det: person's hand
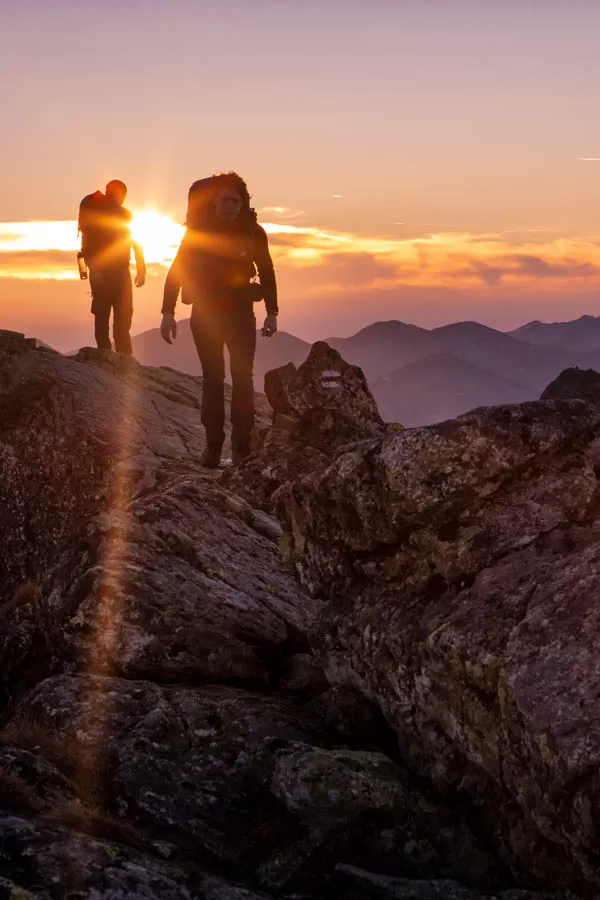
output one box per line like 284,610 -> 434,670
135,271 -> 146,288
161,313 -> 177,344
262,313 -> 278,338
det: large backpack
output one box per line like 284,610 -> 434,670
180,178 -> 262,304
78,191 -> 111,262
185,177 -> 217,230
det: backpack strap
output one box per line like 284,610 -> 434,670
247,208 -> 259,279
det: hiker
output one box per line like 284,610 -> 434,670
78,180 -> 146,354
160,172 -> 278,467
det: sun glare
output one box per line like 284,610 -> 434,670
130,210 -> 184,266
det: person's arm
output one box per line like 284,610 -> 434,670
162,245 -> 184,315
254,226 -> 278,316
160,246 -> 185,344
133,241 -> 146,287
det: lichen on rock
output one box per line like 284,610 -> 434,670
0,330 -> 570,899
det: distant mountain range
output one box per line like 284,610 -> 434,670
509,315 -> 600,352
131,314 -> 600,427
372,354 -> 532,428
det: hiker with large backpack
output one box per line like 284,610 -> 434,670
160,172 -> 278,467
78,180 -> 146,355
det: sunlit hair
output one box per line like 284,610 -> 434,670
212,171 -> 251,211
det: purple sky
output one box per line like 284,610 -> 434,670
2,0 -> 600,348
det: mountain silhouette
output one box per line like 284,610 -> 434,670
510,314 -> 600,353
328,319 -> 597,390
130,314 -> 600,426
372,353 -> 533,426
325,320 -> 429,380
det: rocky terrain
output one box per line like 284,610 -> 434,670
1,329 -> 598,898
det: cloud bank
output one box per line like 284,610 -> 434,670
2,217 -> 600,304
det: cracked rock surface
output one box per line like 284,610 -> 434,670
274,373 -> 600,897
0,330 -> 570,899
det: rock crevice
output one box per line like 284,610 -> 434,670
0,331 -> 576,899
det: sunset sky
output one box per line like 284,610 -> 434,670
3,0 -> 600,350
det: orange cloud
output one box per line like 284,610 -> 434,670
2,216 -> 600,298
259,206 -> 307,220
0,250 -> 76,280
266,228 -> 600,293
0,212 -> 184,279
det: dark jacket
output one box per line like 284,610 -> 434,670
162,217 -> 278,316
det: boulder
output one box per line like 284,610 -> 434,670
0,744 -> 75,814
7,673 -> 505,895
222,342 -> 388,510
265,744 -> 503,890
0,812 -> 273,899
276,398 -> 600,895
12,675 -> 321,873
50,472 -> 313,684
265,341 -> 384,430
0,333 -> 312,691
540,367 -> 600,404
276,400 -> 600,596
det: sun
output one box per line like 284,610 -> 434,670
130,209 -> 184,266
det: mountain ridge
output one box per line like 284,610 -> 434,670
129,313 -> 600,426
510,314 -> 600,352
372,352 -> 533,426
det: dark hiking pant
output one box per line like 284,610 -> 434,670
90,268 -> 134,355
190,302 -> 256,447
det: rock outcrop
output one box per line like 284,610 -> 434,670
540,366 -> 600,404
274,375 -> 600,896
222,341 -> 390,510
0,331 -> 550,900
0,332 -> 304,694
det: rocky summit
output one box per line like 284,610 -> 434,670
1,331 -> 598,899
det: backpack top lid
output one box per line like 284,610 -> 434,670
78,190 -> 105,226
185,176 -> 258,233
80,190 -> 104,204
186,177 -> 217,230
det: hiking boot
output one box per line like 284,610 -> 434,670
232,437 -> 251,465
200,443 -> 222,469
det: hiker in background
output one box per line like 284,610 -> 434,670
78,180 -> 146,354
160,172 -> 278,467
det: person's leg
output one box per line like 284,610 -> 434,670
94,310 -> 112,351
113,272 -> 134,355
225,307 -> 257,460
191,305 -> 226,463
89,271 -> 112,351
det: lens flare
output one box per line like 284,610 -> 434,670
130,210 -> 184,266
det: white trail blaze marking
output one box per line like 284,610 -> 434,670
321,370 -> 342,389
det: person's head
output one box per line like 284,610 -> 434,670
212,172 -> 250,222
105,179 -> 128,206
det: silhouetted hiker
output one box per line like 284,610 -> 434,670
160,172 -> 278,467
78,180 -> 146,354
